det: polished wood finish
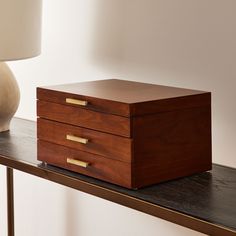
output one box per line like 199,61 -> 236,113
0,118 -> 235,236
37,79 -> 209,116
37,86 -> 131,117
132,92 -> 211,116
132,105 -> 212,188
37,118 -> 132,162
37,79 -> 211,188
37,100 -> 131,137
38,140 -> 132,188
7,167 -> 14,236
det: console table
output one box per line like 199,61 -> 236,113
0,118 -> 236,236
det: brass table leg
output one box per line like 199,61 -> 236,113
7,167 -> 14,236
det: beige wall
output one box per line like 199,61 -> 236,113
0,0 -> 235,235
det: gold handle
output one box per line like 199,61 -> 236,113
67,158 -> 89,168
66,134 -> 89,144
66,98 -> 88,106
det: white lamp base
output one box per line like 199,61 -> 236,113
0,62 -> 20,132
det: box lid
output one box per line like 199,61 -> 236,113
37,79 -> 211,117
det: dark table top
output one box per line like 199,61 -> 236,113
0,118 -> 235,236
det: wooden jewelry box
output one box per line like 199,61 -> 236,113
37,79 -> 212,189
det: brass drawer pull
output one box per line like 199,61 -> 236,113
66,134 -> 89,144
66,98 -> 88,106
67,158 -> 90,168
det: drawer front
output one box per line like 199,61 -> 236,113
37,87 -> 131,117
38,140 -> 132,188
37,118 -> 132,163
37,100 -> 131,137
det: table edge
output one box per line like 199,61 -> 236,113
0,154 -> 235,236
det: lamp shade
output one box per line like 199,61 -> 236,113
0,0 -> 42,61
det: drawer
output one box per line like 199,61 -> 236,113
37,85 -> 131,117
37,118 -> 132,162
37,100 -> 131,137
38,140 -> 132,188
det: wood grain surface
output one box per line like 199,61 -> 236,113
132,105 -> 212,188
37,79 -> 207,104
37,118 -> 133,162
38,140 -> 132,188
37,86 -> 131,117
37,100 -> 131,137
37,79 -> 210,116
37,79 -> 211,188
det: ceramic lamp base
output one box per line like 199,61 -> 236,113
0,62 -> 20,132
